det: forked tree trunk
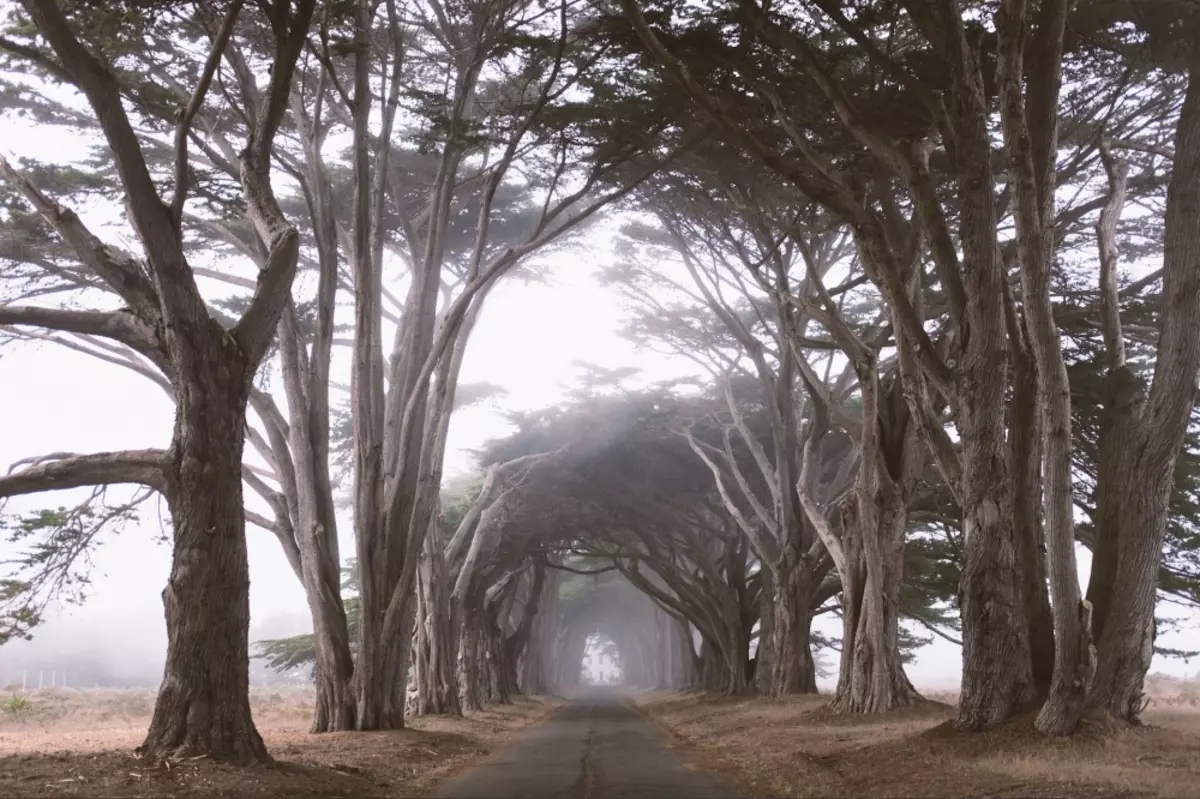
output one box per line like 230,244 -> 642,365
1087,53 -> 1200,723
832,492 -> 920,713
354,587 -> 413,729
996,0 -> 1092,736
139,340 -> 267,764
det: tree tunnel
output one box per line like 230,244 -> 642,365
261,385 -> 953,714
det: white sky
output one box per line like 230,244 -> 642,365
0,73 -> 1196,692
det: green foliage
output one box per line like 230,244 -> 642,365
254,562 -> 360,674
0,491 -> 150,646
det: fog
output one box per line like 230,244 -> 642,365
0,134 -> 1196,695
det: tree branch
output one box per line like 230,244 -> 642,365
0,450 -> 167,497
0,305 -> 159,354
0,157 -> 159,319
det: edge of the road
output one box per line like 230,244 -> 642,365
413,695 -> 568,797
617,690 -> 760,799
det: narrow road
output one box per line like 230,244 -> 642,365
427,689 -> 739,799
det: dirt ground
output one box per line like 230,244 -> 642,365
635,675 -> 1200,799
0,686 -> 560,798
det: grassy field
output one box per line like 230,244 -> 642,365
3,677 -> 1199,797
635,675 -> 1200,798
0,686 -> 559,798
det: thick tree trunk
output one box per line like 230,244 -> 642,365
354,586 -> 413,730
832,493 -> 920,713
139,341 -> 268,764
414,539 -> 462,716
955,400 -> 1034,731
698,638 -> 729,692
1089,441 -> 1166,721
459,620 -> 485,712
754,571 -> 775,694
308,616 -> 356,733
766,555 -> 818,696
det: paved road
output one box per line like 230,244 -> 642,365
427,689 -> 739,799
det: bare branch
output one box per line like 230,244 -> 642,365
0,450 -> 167,497
0,305 -> 159,354
0,157 -> 158,319
171,0 -> 245,227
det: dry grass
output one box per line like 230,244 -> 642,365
0,686 -> 561,798
634,678 -> 1200,799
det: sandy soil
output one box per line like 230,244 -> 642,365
634,677 -> 1200,799
0,687 -> 560,798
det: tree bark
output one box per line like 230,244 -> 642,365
1006,293 -> 1056,696
946,19 -> 1035,730
766,550 -> 818,696
1088,48 -> 1200,724
138,337 -> 267,763
996,0 -> 1092,736
832,486 -> 920,713
413,534 -> 462,715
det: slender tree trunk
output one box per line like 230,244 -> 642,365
139,342 -> 267,763
1007,307 -> 1056,696
754,571 -> 775,694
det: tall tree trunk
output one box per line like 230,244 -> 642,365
949,20 -> 1035,728
139,342 -> 267,763
1006,297 -> 1056,696
996,0 -> 1092,736
1088,55 -> 1200,721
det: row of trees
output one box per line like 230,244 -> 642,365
0,0 -> 1198,763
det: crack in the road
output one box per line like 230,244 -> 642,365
573,708 -> 598,798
